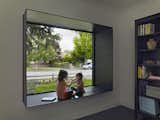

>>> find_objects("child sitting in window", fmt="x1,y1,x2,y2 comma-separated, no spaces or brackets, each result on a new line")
56,70,73,101
70,73,85,97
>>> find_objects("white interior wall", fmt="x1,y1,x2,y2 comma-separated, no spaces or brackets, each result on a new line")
0,0,119,120
115,0,160,109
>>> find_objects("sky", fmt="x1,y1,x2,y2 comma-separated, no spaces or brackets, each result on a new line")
54,28,79,52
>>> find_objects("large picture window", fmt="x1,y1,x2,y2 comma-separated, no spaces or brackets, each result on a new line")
23,9,113,107
26,23,93,95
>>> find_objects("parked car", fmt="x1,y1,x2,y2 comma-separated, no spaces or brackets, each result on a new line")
82,63,92,69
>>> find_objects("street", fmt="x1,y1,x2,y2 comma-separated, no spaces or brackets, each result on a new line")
27,68,92,80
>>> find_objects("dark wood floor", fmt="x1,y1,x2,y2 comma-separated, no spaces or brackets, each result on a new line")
78,106,136,120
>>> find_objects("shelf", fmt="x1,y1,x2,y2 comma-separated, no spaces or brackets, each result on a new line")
145,64,160,68
136,13,160,120
138,78,149,81
144,95,160,101
138,110,157,119
138,64,160,68
139,48,160,52
138,32,160,38
138,110,156,118
139,78,160,82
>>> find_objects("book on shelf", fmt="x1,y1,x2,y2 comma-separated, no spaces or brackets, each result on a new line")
138,23,155,36
148,76,160,81
138,65,149,79
138,66,142,79
146,85,160,99
139,96,160,115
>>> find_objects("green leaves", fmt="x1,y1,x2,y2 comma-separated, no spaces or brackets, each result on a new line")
26,24,61,66
26,24,92,67
72,32,92,63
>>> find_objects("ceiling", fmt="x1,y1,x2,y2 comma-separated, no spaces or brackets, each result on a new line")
83,0,144,10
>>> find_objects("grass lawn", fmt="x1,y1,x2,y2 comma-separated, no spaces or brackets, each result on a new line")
83,79,93,86
28,79,92,94
35,83,56,93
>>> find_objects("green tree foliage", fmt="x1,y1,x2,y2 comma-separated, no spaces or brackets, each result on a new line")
63,50,73,63
26,24,61,66
71,32,92,63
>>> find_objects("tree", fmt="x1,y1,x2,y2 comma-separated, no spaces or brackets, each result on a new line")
26,24,61,66
63,50,73,63
72,32,92,64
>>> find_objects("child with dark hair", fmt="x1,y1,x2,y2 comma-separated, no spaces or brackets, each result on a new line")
56,70,72,100
71,73,85,97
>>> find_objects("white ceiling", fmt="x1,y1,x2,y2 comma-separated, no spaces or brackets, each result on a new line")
83,0,144,9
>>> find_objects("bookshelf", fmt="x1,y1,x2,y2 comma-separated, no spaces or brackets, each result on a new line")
136,13,160,120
